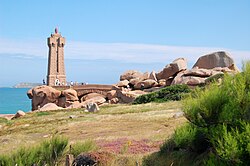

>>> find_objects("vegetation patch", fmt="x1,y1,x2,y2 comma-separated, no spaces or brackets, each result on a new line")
70,140,98,157
0,135,68,166
0,117,8,124
0,101,184,165
97,138,162,155
143,62,250,166
133,84,191,104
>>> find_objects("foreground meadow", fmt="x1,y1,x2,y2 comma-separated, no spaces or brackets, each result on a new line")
0,101,186,165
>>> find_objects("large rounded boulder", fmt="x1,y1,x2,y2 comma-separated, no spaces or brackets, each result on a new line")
106,90,117,100
80,93,106,102
81,96,106,106
171,68,224,86
62,89,78,102
120,70,143,81
39,103,63,111
156,58,187,80
28,85,61,111
193,51,234,69
134,79,158,90
116,80,130,87
117,89,147,103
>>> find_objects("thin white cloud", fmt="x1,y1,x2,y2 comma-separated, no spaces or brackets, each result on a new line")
0,38,249,66
0,38,47,58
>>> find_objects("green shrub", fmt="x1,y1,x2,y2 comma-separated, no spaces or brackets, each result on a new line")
144,62,250,165
39,135,68,165
159,138,176,154
0,135,68,166
172,123,209,153
133,84,191,104
182,62,250,165
203,152,228,166
160,123,209,154
173,123,198,148
70,140,98,157
213,122,250,165
0,155,12,166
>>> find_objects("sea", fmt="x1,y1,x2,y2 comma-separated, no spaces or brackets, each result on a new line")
0,88,31,114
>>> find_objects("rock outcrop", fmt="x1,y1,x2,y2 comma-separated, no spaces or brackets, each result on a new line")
39,103,63,111
109,97,119,104
62,89,78,102
81,93,105,102
106,90,117,100
172,74,207,86
27,86,110,110
65,101,80,108
129,78,140,87
117,89,147,103
81,96,106,106
149,71,157,82
134,79,158,90
171,68,223,86
156,58,187,80
114,51,239,94
29,85,61,110
27,51,240,110
116,80,129,87
193,51,234,69
66,101,83,109
120,70,143,81
60,89,79,107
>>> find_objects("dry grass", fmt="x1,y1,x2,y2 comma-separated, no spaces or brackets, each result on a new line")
0,101,186,165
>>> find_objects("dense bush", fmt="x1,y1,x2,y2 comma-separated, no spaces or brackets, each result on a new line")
0,135,68,166
133,84,191,104
143,62,250,165
182,63,250,165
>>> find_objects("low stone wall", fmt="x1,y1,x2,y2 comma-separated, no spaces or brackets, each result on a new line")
52,84,113,97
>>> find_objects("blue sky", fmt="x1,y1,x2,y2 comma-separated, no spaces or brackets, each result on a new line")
0,0,249,86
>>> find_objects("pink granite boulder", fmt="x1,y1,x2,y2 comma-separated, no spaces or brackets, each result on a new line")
193,51,234,69
156,58,187,80
28,85,61,111
120,70,143,81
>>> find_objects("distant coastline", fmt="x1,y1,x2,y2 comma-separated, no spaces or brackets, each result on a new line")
13,82,42,88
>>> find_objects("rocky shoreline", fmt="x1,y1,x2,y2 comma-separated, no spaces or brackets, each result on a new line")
26,51,239,112
1,51,240,119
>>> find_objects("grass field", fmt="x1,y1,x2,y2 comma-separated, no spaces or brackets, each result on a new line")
0,101,186,165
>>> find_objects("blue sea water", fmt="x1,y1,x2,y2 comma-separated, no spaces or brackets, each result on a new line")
0,88,31,114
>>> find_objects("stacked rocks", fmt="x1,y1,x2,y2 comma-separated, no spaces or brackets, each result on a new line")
27,51,240,111
171,51,239,86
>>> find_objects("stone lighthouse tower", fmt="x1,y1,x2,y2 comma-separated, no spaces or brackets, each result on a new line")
47,28,66,86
